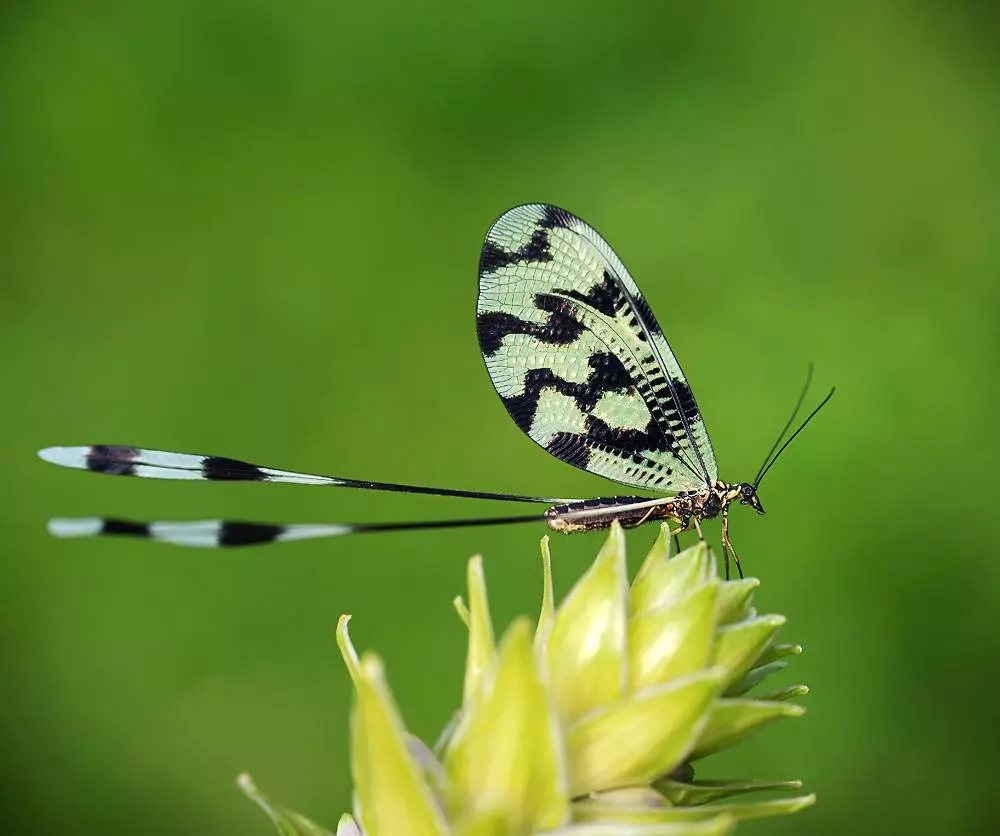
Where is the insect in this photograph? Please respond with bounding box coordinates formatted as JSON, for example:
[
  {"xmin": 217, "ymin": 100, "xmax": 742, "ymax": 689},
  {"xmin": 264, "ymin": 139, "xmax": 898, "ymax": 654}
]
[{"xmin": 39, "ymin": 204, "xmax": 832, "ymax": 578}]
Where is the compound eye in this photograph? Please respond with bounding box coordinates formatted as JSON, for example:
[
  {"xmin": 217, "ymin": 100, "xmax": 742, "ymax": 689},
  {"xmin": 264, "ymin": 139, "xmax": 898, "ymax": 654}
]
[{"xmin": 742, "ymin": 485, "xmax": 754, "ymax": 498}]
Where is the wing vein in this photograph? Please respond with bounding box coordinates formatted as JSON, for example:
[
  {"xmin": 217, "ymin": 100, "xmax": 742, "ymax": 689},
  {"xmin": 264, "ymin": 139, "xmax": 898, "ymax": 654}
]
[
  {"xmin": 548, "ymin": 289, "xmax": 705, "ymax": 483},
  {"xmin": 602, "ymin": 274, "xmax": 713, "ymax": 484}
]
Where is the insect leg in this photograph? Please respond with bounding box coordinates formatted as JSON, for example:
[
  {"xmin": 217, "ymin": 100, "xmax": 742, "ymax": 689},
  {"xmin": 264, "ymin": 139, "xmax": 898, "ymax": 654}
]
[
  {"xmin": 720, "ymin": 511, "xmax": 744, "ymax": 580},
  {"xmin": 633, "ymin": 505, "xmax": 661, "ymax": 527},
  {"xmin": 720, "ymin": 511, "xmax": 731, "ymax": 580},
  {"xmin": 669, "ymin": 512, "xmax": 692, "ymax": 555},
  {"xmin": 729, "ymin": 541, "xmax": 745, "ymax": 580}
]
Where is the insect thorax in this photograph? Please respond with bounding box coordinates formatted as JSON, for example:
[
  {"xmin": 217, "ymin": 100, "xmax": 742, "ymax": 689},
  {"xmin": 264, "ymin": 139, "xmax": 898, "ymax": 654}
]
[{"xmin": 687, "ymin": 480, "xmax": 748, "ymax": 521}]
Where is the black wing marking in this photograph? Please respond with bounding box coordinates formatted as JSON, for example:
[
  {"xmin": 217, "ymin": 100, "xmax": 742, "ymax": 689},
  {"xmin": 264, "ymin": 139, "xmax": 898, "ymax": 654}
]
[{"xmin": 477, "ymin": 204, "xmax": 717, "ymax": 493}]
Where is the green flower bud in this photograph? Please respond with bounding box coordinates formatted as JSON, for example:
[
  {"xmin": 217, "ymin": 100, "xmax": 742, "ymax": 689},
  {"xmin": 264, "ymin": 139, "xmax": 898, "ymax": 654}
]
[
  {"xmin": 244, "ymin": 524, "xmax": 814, "ymax": 835},
  {"xmin": 543, "ymin": 524, "xmax": 629, "ymax": 725}
]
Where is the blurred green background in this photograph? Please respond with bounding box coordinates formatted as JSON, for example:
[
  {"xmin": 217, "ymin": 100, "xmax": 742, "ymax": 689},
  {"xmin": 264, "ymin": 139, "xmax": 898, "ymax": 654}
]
[{"xmin": 3, "ymin": 2, "xmax": 998, "ymax": 834}]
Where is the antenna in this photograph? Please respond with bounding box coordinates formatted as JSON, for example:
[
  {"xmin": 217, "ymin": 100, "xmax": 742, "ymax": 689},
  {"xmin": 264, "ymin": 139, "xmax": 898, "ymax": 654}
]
[
  {"xmin": 754, "ymin": 364, "xmax": 814, "ymax": 486},
  {"xmin": 754, "ymin": 386, "xmax": 835, "ymax": 488}
]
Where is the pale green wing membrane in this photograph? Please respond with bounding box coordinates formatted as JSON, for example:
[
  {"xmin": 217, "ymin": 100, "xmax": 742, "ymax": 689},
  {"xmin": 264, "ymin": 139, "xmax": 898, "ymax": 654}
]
[{"xmin": 477, "ymin": 204, "xmax": 717, "ymax": 493}]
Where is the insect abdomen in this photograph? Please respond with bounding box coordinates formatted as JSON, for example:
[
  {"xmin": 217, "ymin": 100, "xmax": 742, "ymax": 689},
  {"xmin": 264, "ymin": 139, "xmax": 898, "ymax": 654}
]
[{"xmin": 545, "ymin": 496, "xmax": 684, "ymax": 533}]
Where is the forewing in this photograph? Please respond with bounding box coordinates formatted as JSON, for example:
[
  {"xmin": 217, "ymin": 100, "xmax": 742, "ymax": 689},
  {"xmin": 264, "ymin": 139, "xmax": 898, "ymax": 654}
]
[{"xmin": 477, "ymin": 204, "xmax": 717, "ymax": 492}]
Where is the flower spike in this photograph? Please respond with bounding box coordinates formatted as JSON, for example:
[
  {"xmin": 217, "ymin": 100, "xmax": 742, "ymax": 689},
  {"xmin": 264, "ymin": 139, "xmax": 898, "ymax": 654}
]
[{"xmin": 245, "ymin": 528, "xmax": 814, "ymax": 835}]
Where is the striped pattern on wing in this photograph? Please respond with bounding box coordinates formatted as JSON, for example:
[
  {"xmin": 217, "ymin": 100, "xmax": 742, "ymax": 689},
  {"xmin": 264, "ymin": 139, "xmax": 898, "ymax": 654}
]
[{"xmin": 476, "ymin": 204, "xmax": 716, "ymax": 493}]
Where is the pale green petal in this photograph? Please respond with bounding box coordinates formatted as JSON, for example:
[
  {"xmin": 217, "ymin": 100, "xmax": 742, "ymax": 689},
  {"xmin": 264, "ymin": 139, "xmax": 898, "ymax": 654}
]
[
  {"xmin": 710, "ymin": 615, "xmax": 785, "ymax": 689},
  {"xmin": 628, "ymin": 583, "xmax": 718, "ymax": 692},
  {"xmin": 713, "ymin": 579, "xmax": 758, "ymax": 626},
  {"xmin": 692, "ymin": 698, "xmax": 806, "ymax": 759},
  {"xmin": 444, "ymin": 618, "xmax": 568, "ymax": 834},
  {"xmin": 545, "ymin": 524, "xmax": 629, "ymax": 725},
  {"xmin": 553, "ymin": 818, "xmax": 736, "ymax": 836},
  {"xmin": 336, "ymin": 815, "xmax": 363, "ymax": 836},
  {"xmin": 630, "ymin": 524, "xmax": 672, "ymax": 591},
  {"xmin": 432, "ymin": 709, "xmax": 462, "ymax": 754},
  {"xmin": 337, "ymin": 614, "xmax": 362, "ymax": 682},
  {"xmin": 452, "ymin": 810, "xmax": 507, "ymax": 836},
  {"xmin": 575, "ymin": 795, "xmax": 815, "ymax": 824},
  {"xmin": 565, "ymin": 669, "xmax": 724, "ymax": 797},
  {"xmin": 655, "ymin": 777, "xmax": 803, "ymax": 806},
  {"xmin": 630, "ymin": 542, "xmax": 713, "ymax": 617},
  {"xmin": 755, "ymin": 642, "xmax": 802, "ymax": 665},
  {"xmin": 336, "ymin": 617, "xmax": 448, "ymax": 836},
  {"xmin": 724, "ymin": 660, "xmax": 786, "ymax": 696},
  {"xmin": 452, "ymin": 596, "xmax": 470, "ymax": 628},
  {"xmin": 237, "ymin": 773, "xmax": 335, "ymax": 836},
  {"xmin": 407, "ymin": 734, "xmax": 448, "ymax": 803},
  {"xmin": 582, "ymin": 787, "xmax": 666, "ymax": 807},
  {"xmin": 756, "ymin": 684, "xmax": 810, "ymax": 701},
  {"xmin": 535, "ymin": 536, "xmax": 556, "ymax": 658},
  {"xmin": 463, "ymin": 556, "xmax": 497, "ymax": 706}
]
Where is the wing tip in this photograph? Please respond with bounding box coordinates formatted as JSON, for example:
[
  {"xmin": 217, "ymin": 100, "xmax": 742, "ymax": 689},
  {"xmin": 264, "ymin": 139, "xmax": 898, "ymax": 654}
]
[
  {"xmin": 38, "ymin": 446, "xmax": 89, "ymax": 469},
  {"xmin": 48, "ymin": 517, "xmax": 103, "ymax": 538}
]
